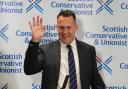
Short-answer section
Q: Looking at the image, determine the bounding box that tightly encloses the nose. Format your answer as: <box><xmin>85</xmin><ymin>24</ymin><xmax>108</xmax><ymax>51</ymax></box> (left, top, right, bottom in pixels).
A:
<box><xmin>63</xmin><ymin>28</ymin><xmax>67</xmax><ymax>33</ymax></box>
<box><xmin>62</xmin><ymin>28</ymin><xmax>68</xmax><ymax>34</ymax></box>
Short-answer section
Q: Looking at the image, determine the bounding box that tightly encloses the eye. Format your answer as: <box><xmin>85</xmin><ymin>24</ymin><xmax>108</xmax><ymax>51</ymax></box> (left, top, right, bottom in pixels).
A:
<box><xmin>66</xmin><ymin>26</ymin><xmax>71</xmax><ymax>30</ymax></box>
<box><xmin>58</xmin><ymin>26</ymin><xmax>64</xmax><ymax>30</ymax></box>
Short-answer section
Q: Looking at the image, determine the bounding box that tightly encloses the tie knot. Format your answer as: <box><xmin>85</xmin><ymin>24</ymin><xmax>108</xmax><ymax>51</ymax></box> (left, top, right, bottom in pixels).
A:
<box><xmin>66</xmin><ymin>45</ymin><xmax>71</xmax><ymax>49</ymax></box>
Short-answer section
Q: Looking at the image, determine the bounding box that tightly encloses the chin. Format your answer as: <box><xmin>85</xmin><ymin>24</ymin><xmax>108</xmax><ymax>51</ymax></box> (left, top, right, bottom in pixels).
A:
<box><xmin>62</xmin><ymin>40</ymin><xmax>71</xmax><ymax>44</ymax></box>
<box><xmin>60</xmin><ymin>37</ymin><xmax>72</xmax><ymax>44</ymax></box>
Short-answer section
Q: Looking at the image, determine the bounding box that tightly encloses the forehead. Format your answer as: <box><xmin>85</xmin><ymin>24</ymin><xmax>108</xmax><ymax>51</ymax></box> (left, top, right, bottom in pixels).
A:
<box><xmin>57</xmin><ymin>16</ymin><xmax>75</xmax><ymax>24</ymax></box>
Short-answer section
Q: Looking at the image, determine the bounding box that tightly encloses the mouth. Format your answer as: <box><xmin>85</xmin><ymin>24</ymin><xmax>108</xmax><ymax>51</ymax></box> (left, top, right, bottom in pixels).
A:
<box><xmin>61</xmin><ymin>34</ymin><xmax>70</xmax><ymax>38</ymax></box>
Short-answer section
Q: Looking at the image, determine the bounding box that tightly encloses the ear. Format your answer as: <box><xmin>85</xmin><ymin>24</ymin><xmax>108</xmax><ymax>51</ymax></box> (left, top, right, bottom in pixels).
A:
<box><xmin>75</xmin><ymin>23</ymin><xmax>78</xmax><ymax>31</ymax></box>
<box><xmin>57</xmin><ymin>28</ymin><xmax>59</xmax><ymax>33</ymax></box>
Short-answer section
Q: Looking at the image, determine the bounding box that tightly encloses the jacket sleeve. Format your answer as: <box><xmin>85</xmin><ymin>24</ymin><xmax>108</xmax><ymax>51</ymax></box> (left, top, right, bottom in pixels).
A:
<box><xmin>24</xmin><ymin>41</ymin><xmax>45</xmax><ymax>75</ymax></box>
<box><xmin>90</xmin><ymin>46</ymin><xmax>106</xmax><ymax>89</ymax></box>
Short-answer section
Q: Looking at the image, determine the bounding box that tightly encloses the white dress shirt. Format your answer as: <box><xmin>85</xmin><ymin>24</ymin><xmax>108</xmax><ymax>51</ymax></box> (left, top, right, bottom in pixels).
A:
<box><xmin>57</xmin><ymin>39</ymin><xmax>81</xmax><ymax>89</ymax></box>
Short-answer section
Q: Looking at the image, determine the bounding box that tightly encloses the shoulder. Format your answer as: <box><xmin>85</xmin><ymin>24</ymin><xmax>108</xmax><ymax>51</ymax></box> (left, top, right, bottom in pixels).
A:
<box><xmin>76</xmin><ymin>39</ymin><xmax>95</xmax><ymax>50</ymax></box>
<box><xmin>39</xmin><ymin>40</ymin><xmax>60</xmax><ymax>49</ymax></box>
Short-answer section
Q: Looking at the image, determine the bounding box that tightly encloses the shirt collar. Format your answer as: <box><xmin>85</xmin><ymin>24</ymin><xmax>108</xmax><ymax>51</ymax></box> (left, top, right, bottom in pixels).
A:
<box><xmin>60</xmin><ymin>39</ymin><xmax>76</xmax><ymax>49</ymax></box>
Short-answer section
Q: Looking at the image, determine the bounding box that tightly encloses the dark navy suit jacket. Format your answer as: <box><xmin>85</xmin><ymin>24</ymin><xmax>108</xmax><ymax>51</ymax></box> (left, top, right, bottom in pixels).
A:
<box><xmin>24</xmin><ymin>39</ymin><xmax>105</xmax><ymax>89</ymax></box>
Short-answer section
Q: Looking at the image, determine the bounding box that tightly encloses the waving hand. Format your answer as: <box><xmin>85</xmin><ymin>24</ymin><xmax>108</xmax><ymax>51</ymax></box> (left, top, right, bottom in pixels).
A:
<box><xmin>29</xmin><ymin>16</ymin><xmax>45</xmax><ymax>42</ymax></box>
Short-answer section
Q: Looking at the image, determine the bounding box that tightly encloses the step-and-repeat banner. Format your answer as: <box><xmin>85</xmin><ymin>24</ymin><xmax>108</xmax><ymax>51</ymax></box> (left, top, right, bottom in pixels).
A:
<box><xmin>0</xmin><ymin>0</ymin><xmax>128</xmax><ymax>89</ymax></box>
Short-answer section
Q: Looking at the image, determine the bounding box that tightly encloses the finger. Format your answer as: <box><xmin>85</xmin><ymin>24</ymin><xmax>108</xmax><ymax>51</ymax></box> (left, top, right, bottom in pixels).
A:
<box><xmin>40</xmin><ymin>17</ymin><xmax>42</xmax><ymax>25</ymax></box>
<box><xmin>42</xmin><ymin>25</ymin><xmax>46</xmax><ymax>32</ymax></box>
<box><xmin>40</xmin><ymin>17</ymin><xmax>45</xmax><ymax>31</ymax></box>
<box><xmin>29</xmin><ymin>21</ymin><xmax>33</xmax><ymax>31</ymax></box>
<box><xmin>33</xmin><ymin>17</ymin><xmax>35</xmax><ymax>26</ymax></box>
<box><xmin>36</xmin><ymin>16</ymin><xmax>39</xmax><ymax>25</ymax></box>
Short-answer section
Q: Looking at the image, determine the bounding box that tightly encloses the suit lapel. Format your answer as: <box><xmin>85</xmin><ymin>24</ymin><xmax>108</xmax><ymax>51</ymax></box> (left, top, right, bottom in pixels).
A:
<box><xmin>53</xmin><ymin>40</ymin><xmax>61</xmax><ymax>82</ymax></box>
<box><xmin>76</xmin><ymin>40</ymin><xmax>87</xmax><ymax>87</ymax></box>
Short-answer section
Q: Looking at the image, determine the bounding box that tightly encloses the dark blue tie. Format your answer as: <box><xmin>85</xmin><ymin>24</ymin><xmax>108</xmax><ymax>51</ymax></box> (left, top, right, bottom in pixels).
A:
<box><xmin>67</xmin><ymin>45</ymin><xmax>78</xmax><ymax>89</ymax></box>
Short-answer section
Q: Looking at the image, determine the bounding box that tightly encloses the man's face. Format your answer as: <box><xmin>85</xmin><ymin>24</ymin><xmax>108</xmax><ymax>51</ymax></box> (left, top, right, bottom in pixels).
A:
<box><xmin>57</xmin><ymin>16</ymin><xmax>78</xmax><ymax>44</ymax></box>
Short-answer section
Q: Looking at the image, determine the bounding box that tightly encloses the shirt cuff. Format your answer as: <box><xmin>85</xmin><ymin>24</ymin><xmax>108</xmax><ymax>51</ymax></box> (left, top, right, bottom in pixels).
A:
<box><xmin>29</xmin><ymin>40</ymin><xmax>39</xmax><ymax>46</ymax></box>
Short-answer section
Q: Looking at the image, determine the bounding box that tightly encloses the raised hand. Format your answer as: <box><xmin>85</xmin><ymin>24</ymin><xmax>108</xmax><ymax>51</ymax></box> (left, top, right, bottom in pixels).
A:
<box><xmin>29</xmin><ymin>16</ymin><xmax>45</xmax><ymax>42</ymax></box>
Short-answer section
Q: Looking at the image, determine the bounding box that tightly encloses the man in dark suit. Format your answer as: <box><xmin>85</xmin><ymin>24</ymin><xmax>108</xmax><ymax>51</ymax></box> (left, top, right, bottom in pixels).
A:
<box><xmin>24</xmin><ymin>10</ymin><xmax>105</xmax><ymax>89</ymax></box>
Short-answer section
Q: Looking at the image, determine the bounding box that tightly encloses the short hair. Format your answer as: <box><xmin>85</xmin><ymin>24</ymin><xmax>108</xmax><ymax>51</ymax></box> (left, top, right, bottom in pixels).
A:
<box><xmin>57</xmin><ymin>10</ymin><xmax>76</xmax><ymax>23</ymax></box>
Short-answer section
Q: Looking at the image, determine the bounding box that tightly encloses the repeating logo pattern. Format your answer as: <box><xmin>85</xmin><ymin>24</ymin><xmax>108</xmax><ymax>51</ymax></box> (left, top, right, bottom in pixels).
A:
<box><xmin>0</xmin><ymin>24</ymin><xmax>9</xmax><ymax>43</ymax></box>
<box><xmin>26</xmin><ymin>0</ymin><xmax>44</xmax><ymax>14</ymax></box>
<box><xmin>96</xmin><ymin>56</ymin><xmax>112</xmax><ymax>75</ymax></box>
<box><xmin>1</xmin><ymin>84</ymin><xmax>8</xmax><ymax>89</ymax></box>
<box><xmin>96</xmin><ymin>0</ymin><xmax>113</xmax><ymax>15</ymax></box>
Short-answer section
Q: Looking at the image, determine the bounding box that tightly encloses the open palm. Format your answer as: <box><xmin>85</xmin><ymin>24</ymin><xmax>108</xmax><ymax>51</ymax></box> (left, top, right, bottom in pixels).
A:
<box><xmin>29</xmin><ymin>16</ymin><xmax>45</xmax><ymax>42</ymax></box>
